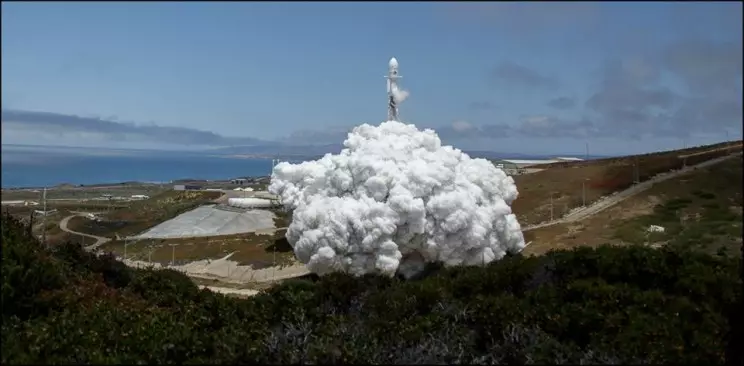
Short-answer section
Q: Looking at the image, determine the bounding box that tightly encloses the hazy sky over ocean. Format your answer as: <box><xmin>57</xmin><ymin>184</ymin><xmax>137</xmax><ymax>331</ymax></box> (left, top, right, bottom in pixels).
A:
<box><xmin>2</xmin><ymin>2</ymin><xmax>741</xmax><ymax>155</ymax></box>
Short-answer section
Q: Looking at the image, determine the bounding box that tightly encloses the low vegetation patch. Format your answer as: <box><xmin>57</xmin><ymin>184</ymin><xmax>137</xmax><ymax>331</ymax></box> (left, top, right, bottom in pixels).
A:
<box><xmin>613</xmin><ymin>157</ymin><xmax>742</xmax><ymax>257</ymax></box>
<box><xmin>98</xmin><ymin>230</ymin><xmax>295</xmax><ymax>268</ymax></box>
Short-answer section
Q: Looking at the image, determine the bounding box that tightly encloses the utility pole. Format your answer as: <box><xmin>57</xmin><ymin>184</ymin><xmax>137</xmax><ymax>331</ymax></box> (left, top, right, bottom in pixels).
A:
<box><xmin>41</xmin><ymin>188</ymin><xmax>47</xmax><ymax>246</ymax></box>
<box><xmin>585</xmin><ymin>142</ymin><xmax>589</xmax><ymax>160</ymax></box>
<box><xmin>169</xmin><ymin>244</ymin><xmax>178</xmax><ymax>266</ymax></box>
<box><xmin>148</xmin><ymin>245</ymin><xmax>153</xmax><ymax>264</ymax></box>
<box><xmin>549</xmin><ymin>192</ymin><xmax>554</xmax><ymax>222</ymax></box>
<box><xmin>582</xmin><ymin>180</ymin><xmax>586</xmax><ymax>207</ymax></box>
<box><xmin>633</xmin><ymin>156</ymin><xmax>640</xmax><ymax>184</ymax></box>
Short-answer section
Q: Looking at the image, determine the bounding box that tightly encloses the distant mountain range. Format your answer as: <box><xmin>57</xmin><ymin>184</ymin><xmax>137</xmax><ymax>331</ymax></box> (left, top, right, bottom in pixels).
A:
<box><xmin>1</xmin><ymin>143</ymin><xmax>612</xmax><ymax>161</ymax></box>
<box><xmin>204</xmin><ymin>144</ymin><xmax>612</xmax><ymax>161</ymax></box>
<box><xmin>206</xmin><ymin>143</ymin><xmax>343</xmax><ymax>159</ymax></box>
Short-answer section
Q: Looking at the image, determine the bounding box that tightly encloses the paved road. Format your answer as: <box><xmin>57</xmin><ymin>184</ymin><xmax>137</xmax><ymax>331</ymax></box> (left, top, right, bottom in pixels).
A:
<box><xmin>522</xmin><ymin>152</ymin><xmax>741</xmax><ymax>233</ymax></box>
<box><xmin>59</xmin><ymin>214</ymin><xmax>111</xmax><ymax>251</ymax></box>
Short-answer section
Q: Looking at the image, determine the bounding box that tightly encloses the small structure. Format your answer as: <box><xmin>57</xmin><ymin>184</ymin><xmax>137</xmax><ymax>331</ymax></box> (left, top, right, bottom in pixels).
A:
<box><xmin>173</xmin><ymin>184</ymin><xmax>202</xmax><ymax>191</ymax></box>
<box><xmin>231</xmin><ymin>178</ymin><xmax>247</xmax><ymax>185</ymax></box>
<box><xmin>554</xmin><ymin>157</ymin><xmax>584</xmax><ymax>162</ymax></box>
<box><xmin>490</xmin><ymin>159</ymin><xmax>522</xmax><ymax>175</ymax></box>
<box><xmin>131</xmin><ymin>194</ymin><xmax>149</xmax><ymax>200</ymax></box>
<box><xmin>34</xmin><ymin>209</ymin><xmax>58</xmax><ymax>216</ymax></box>
<box><xmin>227</xmin><ymin>197</ymin><xmax>274</xmax><ymax>209</ymax></box>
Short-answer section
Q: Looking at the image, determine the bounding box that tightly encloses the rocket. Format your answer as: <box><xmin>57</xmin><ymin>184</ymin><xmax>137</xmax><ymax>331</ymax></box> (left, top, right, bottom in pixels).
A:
<box><xmin>386</xmin><ymin>57</ymin><xmax>401</xmax><ymax>121</ymax></box>
<box><xmin>386</xmin><ymin>57</ymin><xmax>400</xmax><ymax>93</ymax></box>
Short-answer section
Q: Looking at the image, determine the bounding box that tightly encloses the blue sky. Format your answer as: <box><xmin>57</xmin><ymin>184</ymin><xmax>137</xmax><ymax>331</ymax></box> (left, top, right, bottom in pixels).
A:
<box><xmin>2</xmin><ymin>2</ymin><xmax>742</xmax><ymax>155</ymax></box>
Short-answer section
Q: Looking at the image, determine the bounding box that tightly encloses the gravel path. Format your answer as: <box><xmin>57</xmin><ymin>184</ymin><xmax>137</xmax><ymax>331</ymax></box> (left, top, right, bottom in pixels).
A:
<box><xmin>59</xmin><ymin>214</ymin><xmax>111</xmax><ymax>250</ymax></box>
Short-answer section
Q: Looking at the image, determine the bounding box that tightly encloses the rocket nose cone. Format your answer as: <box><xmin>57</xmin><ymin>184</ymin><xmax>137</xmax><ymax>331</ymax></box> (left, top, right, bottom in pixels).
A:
<box><xmin>389</xmin><ymin>57</ymin><xmax>398</xmax><ymax>68</ymax></box>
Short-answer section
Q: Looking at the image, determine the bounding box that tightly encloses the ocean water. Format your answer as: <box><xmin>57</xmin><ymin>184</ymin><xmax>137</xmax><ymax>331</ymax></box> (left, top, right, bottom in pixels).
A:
<box><xmin>1</xmin><ymin>145</ymin><xmax>607</xmax><ymax>189</ymax></box>
<box><xmin>1</xmin><ymin>147</ymin><xmax>275</xmax><ymax>188</ymax></box>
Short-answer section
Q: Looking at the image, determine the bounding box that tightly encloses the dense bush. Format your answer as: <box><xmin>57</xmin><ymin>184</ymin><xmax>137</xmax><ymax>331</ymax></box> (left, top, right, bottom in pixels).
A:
<box><xmin>1</xmin><ymin>212</ymin><xmax>741</xmax><ymax>364</ymax></box>
<box><xmin>1</xmin><ymin>215</ymin><xmax>70</xmax><ymax>321</ymax></box>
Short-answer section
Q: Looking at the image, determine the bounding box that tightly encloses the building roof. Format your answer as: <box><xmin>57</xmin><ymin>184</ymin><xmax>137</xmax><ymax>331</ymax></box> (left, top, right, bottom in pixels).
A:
<box><xmin>490</xmin><ymin>159</ymin><xmax>520</xmax><ymax>168</ymax></box>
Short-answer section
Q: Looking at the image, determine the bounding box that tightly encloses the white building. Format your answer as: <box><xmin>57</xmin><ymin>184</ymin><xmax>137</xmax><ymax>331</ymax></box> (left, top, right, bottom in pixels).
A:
<box><xmin>227</xmin><ymin>197</ymin><xmax>274</xmax><ymax>209</ymax></box>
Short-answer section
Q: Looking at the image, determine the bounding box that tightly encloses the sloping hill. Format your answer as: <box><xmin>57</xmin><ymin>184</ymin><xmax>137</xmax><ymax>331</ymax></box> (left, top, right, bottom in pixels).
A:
<box><xmin>524</xmin><ymin>153</ymin><xmax>743</xmax><ymax>258</ymax></box>
<box><xmin>511</xmin><ymin>141</ymin><xmax>742</xmax><ymax>226</ymax></box>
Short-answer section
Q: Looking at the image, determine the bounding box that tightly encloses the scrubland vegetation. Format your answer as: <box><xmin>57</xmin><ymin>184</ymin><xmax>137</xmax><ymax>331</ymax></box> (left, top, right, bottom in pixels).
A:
<box><xmin>2</xmin><ymin>212</ymin><xmax>741</xmax><ymax>364</ymax></box>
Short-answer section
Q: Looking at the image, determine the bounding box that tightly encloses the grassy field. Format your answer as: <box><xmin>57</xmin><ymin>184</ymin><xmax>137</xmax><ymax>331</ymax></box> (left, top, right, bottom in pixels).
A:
<box><xmin>97</xmin><ymin>228</ymin><xmax>296</xmax><ymax>268</ymax></box>
<box><xmin>1</xmin><ymin>184</ymin><xmax>168</xmax><ymax>201</ymax></box>
<box><xmin>65</xmin><ymin>190</ymin><xmax>223</xmax><ymax>238</ymax></box>
<box><xmin>511</xmin><ymin>141</ymin><xmax>742</xmax><ymax>226</ymax></box>
<box><xmin>523</xmin><ymin>154</ymin><xmax>742</xmax><ymax>257</ymax></box>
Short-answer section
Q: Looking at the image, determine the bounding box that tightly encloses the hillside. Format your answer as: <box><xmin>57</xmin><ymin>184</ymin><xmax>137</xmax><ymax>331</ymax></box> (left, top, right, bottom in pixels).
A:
<box><xmin>2</xmin><ymin>213</ymin><xmax>741</xmax><ymax>364</ymax></box>
<box><xmin>524</xmin><ymin>153</ymin><xmax>743</xmax><ymax>258</ymax></box>
<box><xmin>511</xmin><ymin>141</ymin><xmax>742</xmax><ymax>226</ymax></box>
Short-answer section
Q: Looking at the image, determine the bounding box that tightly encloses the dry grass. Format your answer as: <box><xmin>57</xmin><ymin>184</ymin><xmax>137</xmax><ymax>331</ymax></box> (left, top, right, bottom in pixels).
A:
<box><xmin>98</xmin><ymin>228</ymin><xmax>296</xmax><ymax>268</ymax></box>
<box><xmin>523</xmin><ymin>154</ymin><xmax>742</xmax><ymax>258</ymax></box>
<box><xmin>511</xmin><ymin>141</ymin><xmax>742</xmax><ymax>226</ymax></box>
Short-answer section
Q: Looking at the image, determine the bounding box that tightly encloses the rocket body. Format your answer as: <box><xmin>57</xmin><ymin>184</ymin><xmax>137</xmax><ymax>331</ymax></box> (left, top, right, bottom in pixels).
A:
<box><xmin>387</xmin><ymin>57</ymin><xmax>400</xmax><ymax>92</ymax></box>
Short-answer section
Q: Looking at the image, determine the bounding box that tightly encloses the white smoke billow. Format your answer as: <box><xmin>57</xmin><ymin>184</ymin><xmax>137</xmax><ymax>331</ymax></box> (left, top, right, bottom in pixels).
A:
<box><xmin>391</xmin><ymin>85</ymin><xmax>409</xmax><ymax>104</ymax></box>
<box><xmin>269</xmin><ymin>121</ymin><xmax>525</xmax><ymax>278</ymax></box>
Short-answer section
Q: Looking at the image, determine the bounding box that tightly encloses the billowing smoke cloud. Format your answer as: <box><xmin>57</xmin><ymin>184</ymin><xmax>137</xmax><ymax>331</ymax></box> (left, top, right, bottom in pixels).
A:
<box><xmin>269</xmin><ymin>120</ymin><xmax>525</xmax><ymax>278</ymax></box>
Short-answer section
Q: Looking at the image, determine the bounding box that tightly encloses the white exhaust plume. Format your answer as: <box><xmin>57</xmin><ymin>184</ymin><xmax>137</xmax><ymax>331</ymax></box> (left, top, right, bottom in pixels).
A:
<box><xmin>269</xmin><ymin>121</ymin><xmax>525</xmax><ymax>278</ymax></box>
<box><xmin>391</xmin><ymin>84</ymin><xmax>409</xmax><ymax>104</ymax></box>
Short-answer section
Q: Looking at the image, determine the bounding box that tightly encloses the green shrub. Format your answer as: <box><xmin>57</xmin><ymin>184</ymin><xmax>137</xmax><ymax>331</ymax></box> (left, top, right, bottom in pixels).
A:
<box><xmin>1</xmin><ymin>214</ymin><xmax>70</xmax><ymax>321</ymax></box>
<box><xmin>126</xmin><ymin>268</ymin><xmax>199</xmax><ymax>307</ymax></box>
<box><xmin>1</xmin><ymin>212</ymin><xmax>740</xmax><ymax>365</ymax></box>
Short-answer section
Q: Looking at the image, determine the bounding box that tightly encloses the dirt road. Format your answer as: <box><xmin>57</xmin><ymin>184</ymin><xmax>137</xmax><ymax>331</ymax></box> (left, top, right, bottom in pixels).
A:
<box><xmin>522</xmin><ymin>152</ymin><xmax>741</xmax><ymax>233</ymax></box>
<box><xmin>59</xmin><ymin>214</ymin><xmax>111</xmax><ymax>250</ymax></box>
<box><xmin>198</xmin><ymin>285</ymin><xmax>259</xmax><ymax>298</ymax></box>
